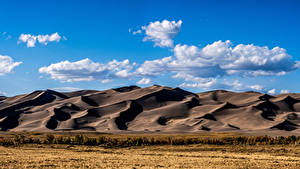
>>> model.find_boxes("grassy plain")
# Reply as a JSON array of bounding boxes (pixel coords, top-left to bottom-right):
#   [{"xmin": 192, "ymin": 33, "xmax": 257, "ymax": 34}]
[
  {"xmin": 1, "ymin": 144, "xmax": 300, "ymax": 168},
  {"xmin": 0, "ymin": 132, "xmax": 300, "ymax": 168}
]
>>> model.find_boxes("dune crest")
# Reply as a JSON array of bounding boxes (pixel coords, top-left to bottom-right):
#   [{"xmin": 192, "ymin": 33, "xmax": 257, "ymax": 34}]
[{"xmin": 1, "ymin": 85, "xmax": 300, "ymax": 133}]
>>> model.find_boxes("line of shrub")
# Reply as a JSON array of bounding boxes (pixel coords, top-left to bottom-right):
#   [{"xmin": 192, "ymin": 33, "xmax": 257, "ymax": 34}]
[{"xmin": 0, "ymin": 135, "xmax": 299, "ymax": 147}]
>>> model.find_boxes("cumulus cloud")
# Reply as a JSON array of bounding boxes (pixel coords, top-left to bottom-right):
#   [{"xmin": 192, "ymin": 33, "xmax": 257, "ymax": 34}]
[
  {"xmin": 18, "ymin": 32, "xmax": 62, "ymax": 47},
  {"xmin": 40, "ymin": 40, "xmax": 298, "ymax": 92},
  {"xmin": 136, "ymin": 56, "xmax": 173, "ymax": 76},
  {"xmin": 179, "ymin": 80, "xmax": 218, "ymax": 89},
  {"xmin": 179, "ymin": 78, "xmax": 264, "ymax": 92},
  {"xmin": 50, "ymin": 87, "xmax": 82, "ymax": 92},
  {"xmin": 140, "ymin": 20, "xmax": 182, "ymax": 48},
  {"xmin": 133, "ymin": 20, "xmax": 300, "ymax": 90},
  {"xmin": 0, "ymin": 90, "xmax": 6, "ymax": 96},
  {"xmin": 0, "ymin": 55, "xmax": 22, "ymax": 76},
  {"xmin": 137, "ymin": 78, "xmax": 151, "ymax": 85},
  {"xmin": 39, "ymin": 58, "xmax": 135, "ymax": 82},
  {"xmin": 132, "ymin": 30, "xmax": 142, "ymax": 35},
  {"xmin": 37, "ymin": 19, "xmax": 299, "ymax": 93},
  {"xmin": 101, "ymin": 79, "xmax": 113, "ymax": 83},
  {"xmin": 129, "ymin": 28, "xmax": 142, "ymax": 35},
  {"xmin": 249, "ymin": 85, "xmax": 264, "ymax": 91},
  {"xmin": 136, "ymin": 41, "xmax": 299, "ymax": 83},
  {"xmin": 1, "ymin": 32, "xmax": 12, "ymax": 40},
  {"xmin": 268, "ymin": 89, "xmax": 276, "ymax": 95},
  {"xmin": 280, "ymin": 89, "xmax": 290, "ymax": 94}
]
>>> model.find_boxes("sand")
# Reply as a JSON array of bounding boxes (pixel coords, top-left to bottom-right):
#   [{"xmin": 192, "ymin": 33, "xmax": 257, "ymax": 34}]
[{"xmin": 0, "ymin": 85, "xmax": 300, "ymax": 134}]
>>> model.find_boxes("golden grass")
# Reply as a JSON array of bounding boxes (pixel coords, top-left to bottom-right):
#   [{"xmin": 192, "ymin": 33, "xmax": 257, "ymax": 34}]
[
  {"xmin": 1, "ymin": 132, "xmax": 300, "ymax": 168},
  {"xmin": 1, "ymin": 144, "xmax": 300, "ymax": 168}
]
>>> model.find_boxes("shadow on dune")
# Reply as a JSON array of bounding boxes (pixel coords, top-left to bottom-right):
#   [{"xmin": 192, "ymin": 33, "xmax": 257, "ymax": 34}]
[
  {"xmin": 113, "ymin": 85, "xmax": 140, "ymax": 92},
  {"xmin": 115, "ymin": 101, "xmax": 143, "ymax": 130},
  {"xmin": 271, "ymin": 120, "xmax": 299, "ymax": 131}
]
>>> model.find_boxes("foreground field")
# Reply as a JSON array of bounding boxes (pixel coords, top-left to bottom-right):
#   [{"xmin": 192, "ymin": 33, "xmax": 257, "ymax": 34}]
[{"xmin": 1, "ymin": 144, "xmax": 300, "ymax": 168}]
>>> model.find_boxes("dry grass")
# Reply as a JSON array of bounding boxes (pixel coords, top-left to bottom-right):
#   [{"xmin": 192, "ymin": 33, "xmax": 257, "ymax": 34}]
[
  {"xmin": 1, "ymin": 132, "xmax": 300, "ymax": 168},
  {"xmin": 1, "ymin": 144, "xmax": 300, "ymax": 168}
]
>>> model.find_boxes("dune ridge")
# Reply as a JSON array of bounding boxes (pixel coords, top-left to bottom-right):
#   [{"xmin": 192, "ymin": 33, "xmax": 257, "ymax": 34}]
[{"xmin": 1, "ymin": 85, "xmax": 300, "ymax": 133}]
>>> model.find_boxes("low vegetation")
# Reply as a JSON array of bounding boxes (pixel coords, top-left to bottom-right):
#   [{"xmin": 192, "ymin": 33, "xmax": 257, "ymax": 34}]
[{"xmin": 0, "ymin": 133, "xmax": 300, "ymax": 147}]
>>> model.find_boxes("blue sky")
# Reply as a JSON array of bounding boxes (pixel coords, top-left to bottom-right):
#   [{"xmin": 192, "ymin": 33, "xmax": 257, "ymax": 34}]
[{"xmin": 0, "ymin": 0, "xmax": 300, "ymax": 96}]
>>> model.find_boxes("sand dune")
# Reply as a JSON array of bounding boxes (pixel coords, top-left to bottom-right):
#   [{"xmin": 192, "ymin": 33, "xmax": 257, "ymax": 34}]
[{"xmin": 1, "ymin": 85, "xmax": 300, "ymax": 134}]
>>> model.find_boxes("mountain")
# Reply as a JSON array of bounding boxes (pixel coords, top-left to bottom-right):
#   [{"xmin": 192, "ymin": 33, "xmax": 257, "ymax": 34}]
[{"xmin": 0, "ymin": 85, "xmax": 300, "ymax": 134}]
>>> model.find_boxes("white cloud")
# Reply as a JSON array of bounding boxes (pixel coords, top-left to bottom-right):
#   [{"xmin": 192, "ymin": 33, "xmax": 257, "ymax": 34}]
[
  {"xmin": 129, "ymin": 28, "xmax": 142, "ymax": 35},
  {"xmin": 136, "ymin": 56, "xmax": 173, "ymax": 76},
  {"xmin": 40, "ymin": 39, "xmax": 296, "ymax": 91},
  {"xmin": 51, "ymin": 87, "xmax": 82, "ymax": 92},
  {"xmin": 1, "ymin": 32, "xmax": 12, "ymax": 40},
  {"xmin": 18, "ymin": 32, "xmax": 62, "ymax": 47},
  {"xmin": 5, "ymin": 35, "xmax": 12, "ymax": 40},
  {"xmin": 39, "ymin": 58, "xmax": 134, "ymax": 82},
  {"xmin": 268, "ymin": 89, "xmax": 276, "ymax": 95},
  {"xmin": 280, "ymin": 89, "xmax": 290, "ymax": 94},
  {"xmin": 248, "ymin": 85, "xmax": 264, "ymax": 91},
  {"xmin": 35, "ymin": 19, "xmax": 300, "ymax": 93},
  {"xmin": 0, "ymin": 55, "xmax": 22, "ymax": 76},
  {"xmin": 19, "ymin": 34, "xmax": 37, "ymax": 47},
  {"xmin": 48, "ymin": 32, "xmax": 61, "ymax": 42},
  {"xmin": 179, "ymin": 78, "xmax": 264, "ymax": 92},
  {"xmin": 173, "ymin": 73, "xmax": 219, "ymax": 88},
  {"xmin": 180, "ymin": 80, "xmax": 217, "ymax": 89},
  {"xmin": 101, "ymin": 79, "xmax": 112, "ymax": 83},
  {"xmin": 132, "ymin": 30, "xmax": 142, "ymax": 35},
  {"xmin": 136, "ymin": 41, "xmax": 299, "ymax": 83},
  {"xmin": 137, "ymin": 78, "xmax": 151, "ymax": 85},
  {"xmin": 115, "ymin": 69, "xmax": 131, "ymax": 78},
  {"xmin": 140, "ymin": 20, "xmax": 182, "ymax": 48},
  {"xmin": 0, "ymin": 90, "xmax": 7, "ymax": 96}
]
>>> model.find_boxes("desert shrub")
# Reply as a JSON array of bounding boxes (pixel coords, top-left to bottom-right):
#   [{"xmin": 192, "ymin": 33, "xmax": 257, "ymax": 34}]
[
  {"xmin": 73, "ymin": 135, "xmax": 84, "ymax": 145},
  {"xmin": 54, "ymin": 136, "xmax": 64, "ymax": 144},
  {"xmin": 45, "ymin": 134, "xmax": 55, "ymax": 144},
  {"xmin": 97, "ymin": 136, "xmax": 106, "ymax": 144},
  {"xmin": 14, "ymin": 135, "xmax": 25, "ymax": 144},
  {"xmin": 83, "ymin": 136, "xmax": 97, "ymax": 145},
  {"xmin": 63, "ymin": 137, "xmax": 71, "ymax": 144},
  {"xmin": 0, "ymin": 139, "xmax": 16, "ymax": 146}
]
